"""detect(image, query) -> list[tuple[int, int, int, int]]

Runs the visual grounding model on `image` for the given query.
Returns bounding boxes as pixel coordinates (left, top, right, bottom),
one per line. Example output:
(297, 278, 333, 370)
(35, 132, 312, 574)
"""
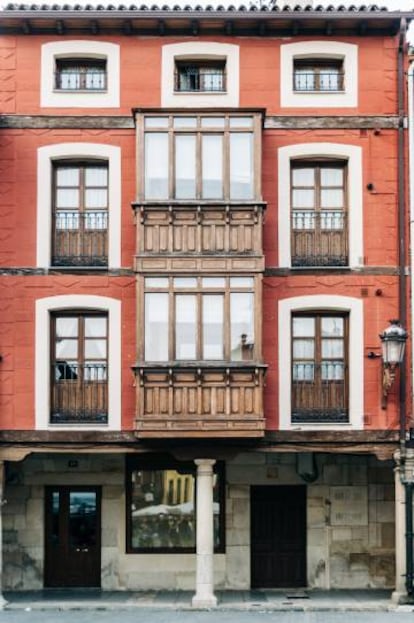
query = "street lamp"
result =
(379, 319, 408, 409)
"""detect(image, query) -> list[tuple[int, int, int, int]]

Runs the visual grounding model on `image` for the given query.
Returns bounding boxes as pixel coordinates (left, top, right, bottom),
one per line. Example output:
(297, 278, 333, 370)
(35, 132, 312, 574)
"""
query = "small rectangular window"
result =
(174, 61, 226, 93)
(293, 58, 344, 93)
(55, 58, 107, 92)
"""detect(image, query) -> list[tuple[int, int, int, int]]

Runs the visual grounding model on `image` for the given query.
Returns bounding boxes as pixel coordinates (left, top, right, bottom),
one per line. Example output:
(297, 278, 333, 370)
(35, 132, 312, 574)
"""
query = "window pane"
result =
(85, 339, 107, 359)
(69, 492, 97, 547)
(130, 469, 195, 549)
(175, 135, 196, 199)
(145, 293, 169, 361)
(145, 133, 169, 199)
(85, 167, 108, 187)
(145, 117, 169, 128)
(321, 189, 343, 208)
(321, 317, 344, 337)
(230, 277, 254, 288)
(322, 339, 344, 359)
(56, 167, 79, 186)
(85, 188, 108, 209)
(293, 317, 315, 337)
(320, 68, 340, 91)
(322, 361, 344, 380)
(293, 339, 315, 359)
(202, 295, 224, 360)
(292, 189, 315, 209)
(229, 117, 253, 128)
(202, 277, 225, 288)
(201, 117, 225, 128)
(230, 133, 253, 199)
(321, 168, 343, 187)
(56, 189, 80, 209)
(55, 339, 78, 359)
(173, 117, 197, 128)
(145, 277, 169, 288)
(202, 135, 223, 199)
(230, 292, 254, 361)
(173, 277, 197, 288)
(56, 317, 78, 338)
(175, 295, 197, 360)
(293, 362, 315, 381)
(85, 317, 107, 337)
(294, 69, 315, 91)
(292, 168, 315, 187)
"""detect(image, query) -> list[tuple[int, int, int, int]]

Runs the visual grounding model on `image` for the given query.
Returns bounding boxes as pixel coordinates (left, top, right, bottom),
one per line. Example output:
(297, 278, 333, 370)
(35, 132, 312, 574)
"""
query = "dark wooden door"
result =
(45, 486, 101, 587)
(251, 485, 306, 588)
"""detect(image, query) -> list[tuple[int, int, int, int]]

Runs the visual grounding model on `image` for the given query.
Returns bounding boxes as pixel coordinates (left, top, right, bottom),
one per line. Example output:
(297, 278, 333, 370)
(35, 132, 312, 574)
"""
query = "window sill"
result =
(53, 89, 108, 94)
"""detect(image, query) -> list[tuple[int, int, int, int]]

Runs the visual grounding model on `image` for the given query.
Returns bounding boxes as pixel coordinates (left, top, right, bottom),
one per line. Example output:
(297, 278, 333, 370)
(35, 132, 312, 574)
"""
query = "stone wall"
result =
(3, 451, 395, 591)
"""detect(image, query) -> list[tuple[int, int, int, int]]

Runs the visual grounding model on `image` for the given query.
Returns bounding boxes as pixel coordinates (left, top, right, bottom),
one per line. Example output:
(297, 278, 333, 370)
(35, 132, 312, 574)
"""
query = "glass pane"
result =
(230, 277, 254, 288)
(145, 293, 169, 361)
(292, 168, 315, 187)
(85, 167, 108, 187)
(55, 339, 78, 359)
(145, 277, 169, 288)
(230, 292, 254, 361)
(175, 135, 196, 199)
(85, 317, 107, 337)
(293, 339, 315, 359)
(173, 117, 197, 128)
(173, 277, 197, 288)
(69, 491, 97, 547)
(322, 361, 344, 380)
(202, 135, 223, 199)
(145, 117, 169, 128)
(292, 189, 315, 209)
(85, 188, 107, 208)
(321, 317, 344, 337)
(320, 211, 344, 230)
(145, 133, 169, 199)
(56, 317, 78, 338)
(84, 212, 107, 230)
(175, 295, 197, 360)
(320, 69, 340, 91)
(130, 469, 195, 549)
(202, 295, 224, 360)
(84, 362, 107, 381)
(322, 339, 344, 359)
(51, 491, 59, 544)
(321, 189, 343, 208)
(292, 211, 315, 230)
(230, 133, 253, 199)
(294, 69, 315, 91)
(56, 167, 79, 186)
(56, 189, 79, 209)
(321, 168, 343, 187)
(85, 339, 107, 359)
(293, 317, 315, 337)
(229, 116, 253, 128)
(293, 362, 315, 381)
(202, 277, 225, 288)
(201, 117, 225, 128)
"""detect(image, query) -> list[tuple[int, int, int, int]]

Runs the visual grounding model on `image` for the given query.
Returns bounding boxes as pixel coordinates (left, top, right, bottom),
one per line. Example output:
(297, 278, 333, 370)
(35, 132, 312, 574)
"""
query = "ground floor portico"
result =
(0, 449, 402, 603)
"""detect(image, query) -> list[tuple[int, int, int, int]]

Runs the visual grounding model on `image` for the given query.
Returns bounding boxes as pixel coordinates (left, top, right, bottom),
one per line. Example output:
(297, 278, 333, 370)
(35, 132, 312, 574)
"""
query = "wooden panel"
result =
(135, 255, 265, 273)
(135, 364, 266, 438)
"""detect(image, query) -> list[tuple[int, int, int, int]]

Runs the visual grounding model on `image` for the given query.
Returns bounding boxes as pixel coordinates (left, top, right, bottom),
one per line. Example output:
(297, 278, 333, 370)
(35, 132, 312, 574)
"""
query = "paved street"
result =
(1, 611, 414, 623)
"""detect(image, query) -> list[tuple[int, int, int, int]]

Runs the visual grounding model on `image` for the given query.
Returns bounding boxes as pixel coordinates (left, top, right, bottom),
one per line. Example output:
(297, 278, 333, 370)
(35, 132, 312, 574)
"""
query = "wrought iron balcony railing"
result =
(292, 362, 348, 423)
(52, 211, 108, 267)
(291, 210, 348, 267)
(293, 71, 344, 92)
(51, 362, 108, 424)
(174, 68, 226, 92)
(55, 70, 107, 91)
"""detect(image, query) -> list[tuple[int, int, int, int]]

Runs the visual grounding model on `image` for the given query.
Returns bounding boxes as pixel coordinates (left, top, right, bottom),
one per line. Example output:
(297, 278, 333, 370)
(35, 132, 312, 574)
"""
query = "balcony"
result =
(291, 211, 348, 267)
(133, 363, 266, 438)
(52, 211, 108, 267)
(292, 362, 348, 424)
(51, 362, 108, 424)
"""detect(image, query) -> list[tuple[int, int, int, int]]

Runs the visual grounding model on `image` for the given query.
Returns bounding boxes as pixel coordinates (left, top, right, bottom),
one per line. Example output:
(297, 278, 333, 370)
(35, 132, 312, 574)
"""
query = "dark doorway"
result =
(251, 485, 306, 588)
(45, 486, 101, 587)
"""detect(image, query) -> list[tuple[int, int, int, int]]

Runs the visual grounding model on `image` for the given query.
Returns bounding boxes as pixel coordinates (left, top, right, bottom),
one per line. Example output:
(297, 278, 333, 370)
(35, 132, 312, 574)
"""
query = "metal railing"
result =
(292, 362, 348, 423)
(293, 71, 344, 92)
(174, 68, 226, 92)
(52, 211, 108, 266)
(55, 70, 107, 91)
(291, 211, 348, 267)
(51, 362, 108, 424)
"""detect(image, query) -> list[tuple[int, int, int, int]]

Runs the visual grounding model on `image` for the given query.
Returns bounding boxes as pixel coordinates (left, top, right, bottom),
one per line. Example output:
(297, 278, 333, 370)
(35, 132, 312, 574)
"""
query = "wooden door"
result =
(251, 485, 306, 588)
(45, 486, 101, 587)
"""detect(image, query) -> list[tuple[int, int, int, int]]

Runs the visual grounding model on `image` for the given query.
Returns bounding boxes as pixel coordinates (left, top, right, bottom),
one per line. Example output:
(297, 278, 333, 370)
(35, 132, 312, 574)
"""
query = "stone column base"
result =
(0, 596, 8, 610)
(192, 593, 218, 609)
(391, 590, 409, 604)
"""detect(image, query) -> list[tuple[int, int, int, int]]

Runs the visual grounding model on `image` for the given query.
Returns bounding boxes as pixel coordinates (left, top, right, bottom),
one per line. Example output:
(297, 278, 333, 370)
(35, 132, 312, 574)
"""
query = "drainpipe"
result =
(397, 17, 412, 597)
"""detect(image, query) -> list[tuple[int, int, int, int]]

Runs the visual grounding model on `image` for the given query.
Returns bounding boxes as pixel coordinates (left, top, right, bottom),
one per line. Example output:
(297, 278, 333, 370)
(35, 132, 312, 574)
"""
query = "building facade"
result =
(0, 2, 413, 605)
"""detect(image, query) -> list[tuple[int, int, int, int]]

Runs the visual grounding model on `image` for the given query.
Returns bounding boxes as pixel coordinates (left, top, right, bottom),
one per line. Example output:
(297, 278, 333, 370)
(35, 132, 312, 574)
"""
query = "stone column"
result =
(0, 462, 7, 609)
(192, 459, 217, 609)
(392, 449, 414, 603)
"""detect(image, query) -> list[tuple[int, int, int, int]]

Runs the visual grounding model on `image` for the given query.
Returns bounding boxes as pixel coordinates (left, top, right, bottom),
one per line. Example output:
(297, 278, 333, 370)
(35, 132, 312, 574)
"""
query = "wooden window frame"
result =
(55, 58, 107, 92)
(293, 58, 345, 93)
(125, 455, 225, 554)
(290, 159, 348, 267)
(50, 310, 109, 424)
(140, 112, 261, 201)
(174, 60, 226, 93)
(143, 275, 256, 363)
(291, 312, 349, 424)
(52, 160, 109, 267)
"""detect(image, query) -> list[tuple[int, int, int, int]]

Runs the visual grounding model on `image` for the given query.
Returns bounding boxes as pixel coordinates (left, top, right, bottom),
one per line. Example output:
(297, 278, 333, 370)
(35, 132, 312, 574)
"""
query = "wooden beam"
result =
(21, 20, 31, 34)
(90, 19, 99, 34)
(55, 20, 65, 35)
(191, 19, 199, 36)
(123, 19, 133, 35)
(158, 19, 166, 35)
(325, 20, 333, 35)
(292, 20, 300, 36)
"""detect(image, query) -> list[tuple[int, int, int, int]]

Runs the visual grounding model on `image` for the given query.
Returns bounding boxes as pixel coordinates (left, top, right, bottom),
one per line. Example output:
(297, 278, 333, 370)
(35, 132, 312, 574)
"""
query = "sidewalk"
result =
(3, 589, 410, 612)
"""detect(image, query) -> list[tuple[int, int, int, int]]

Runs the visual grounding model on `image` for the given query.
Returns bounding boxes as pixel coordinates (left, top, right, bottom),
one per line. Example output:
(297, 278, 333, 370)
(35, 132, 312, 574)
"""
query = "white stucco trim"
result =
(161, 41, 239, 108)
(280, 41, 358, 108)
(278, 142, 363, 268)
(36, 142, 121, 268)
(278, 295, 364, 431)
(41, 40, 120, 108)
(35, 294, 121, 431)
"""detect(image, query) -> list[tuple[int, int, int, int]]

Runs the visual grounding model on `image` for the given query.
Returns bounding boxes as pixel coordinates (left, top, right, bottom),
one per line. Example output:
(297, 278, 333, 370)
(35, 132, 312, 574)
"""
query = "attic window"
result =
(174, 60, 226, 93)
(55, 58, 107, 92)
(293, 58, 344, 93)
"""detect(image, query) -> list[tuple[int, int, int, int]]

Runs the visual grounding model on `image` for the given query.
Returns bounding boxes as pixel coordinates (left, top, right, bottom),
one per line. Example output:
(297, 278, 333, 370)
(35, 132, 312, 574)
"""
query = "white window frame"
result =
(161, 41, 239, 108)
(41, 40, 120, 108)
(278, 142, 363, 269)
(37, 142, 121, 268)
(35, 294, 121, 431)
(280, 41, 358, 108)
(278, 295, 364, 431)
